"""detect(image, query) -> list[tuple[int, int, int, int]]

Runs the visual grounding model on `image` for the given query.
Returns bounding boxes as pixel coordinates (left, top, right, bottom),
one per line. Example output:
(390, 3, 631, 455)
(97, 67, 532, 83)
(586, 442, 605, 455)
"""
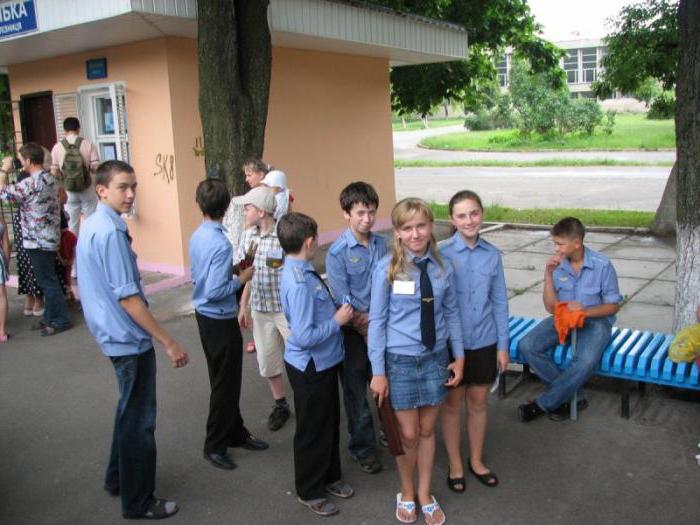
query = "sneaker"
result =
(354, 453, 383, 474)
(123, 498, 179, 520)
(518, 401, 545, 422)
(548, 399, 589, 421)
(267, 403, 290, 431)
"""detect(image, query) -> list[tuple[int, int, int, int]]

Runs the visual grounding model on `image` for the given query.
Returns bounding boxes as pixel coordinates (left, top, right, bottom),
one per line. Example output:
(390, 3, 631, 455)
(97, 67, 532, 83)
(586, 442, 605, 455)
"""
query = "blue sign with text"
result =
(0, 0, 37, 40)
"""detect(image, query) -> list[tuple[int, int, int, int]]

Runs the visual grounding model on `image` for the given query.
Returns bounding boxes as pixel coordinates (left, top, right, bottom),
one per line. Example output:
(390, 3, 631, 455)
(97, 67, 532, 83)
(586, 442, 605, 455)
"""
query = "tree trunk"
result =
(650, 162, 677, 236)
(673, 0, 700, 331)
(197, 0, 271, 194)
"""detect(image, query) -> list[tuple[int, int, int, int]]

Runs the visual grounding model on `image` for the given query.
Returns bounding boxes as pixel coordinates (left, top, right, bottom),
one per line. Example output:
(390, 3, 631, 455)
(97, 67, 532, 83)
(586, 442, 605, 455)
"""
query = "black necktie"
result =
(415, 258, 435, 350)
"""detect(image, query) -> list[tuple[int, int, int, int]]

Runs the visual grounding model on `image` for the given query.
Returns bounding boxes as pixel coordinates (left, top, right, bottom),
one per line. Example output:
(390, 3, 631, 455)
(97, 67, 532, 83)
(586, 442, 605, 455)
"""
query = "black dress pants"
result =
(285, 360, 341, 500)
(195, 312, 249, 453)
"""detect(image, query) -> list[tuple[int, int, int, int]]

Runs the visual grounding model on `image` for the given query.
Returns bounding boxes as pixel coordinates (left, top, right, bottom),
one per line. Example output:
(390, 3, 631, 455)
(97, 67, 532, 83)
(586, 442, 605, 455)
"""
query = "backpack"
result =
(61, 137, 90, 192)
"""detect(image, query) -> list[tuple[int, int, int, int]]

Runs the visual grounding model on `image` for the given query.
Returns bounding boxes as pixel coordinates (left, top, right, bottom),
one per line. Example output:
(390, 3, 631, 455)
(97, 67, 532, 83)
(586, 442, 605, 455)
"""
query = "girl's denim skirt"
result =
(386, 348, 450, 410)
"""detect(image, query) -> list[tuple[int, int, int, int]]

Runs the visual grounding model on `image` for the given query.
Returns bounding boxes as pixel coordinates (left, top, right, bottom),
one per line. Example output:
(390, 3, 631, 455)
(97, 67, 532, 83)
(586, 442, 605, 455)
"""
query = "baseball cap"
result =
(233, 185, 276, 214)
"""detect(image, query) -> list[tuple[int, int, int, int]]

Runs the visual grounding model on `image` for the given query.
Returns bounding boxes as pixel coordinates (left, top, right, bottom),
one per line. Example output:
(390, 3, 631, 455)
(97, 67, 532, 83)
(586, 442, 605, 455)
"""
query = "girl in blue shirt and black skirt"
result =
(439, 190, 510, 493)
(368, 198, 464, 525)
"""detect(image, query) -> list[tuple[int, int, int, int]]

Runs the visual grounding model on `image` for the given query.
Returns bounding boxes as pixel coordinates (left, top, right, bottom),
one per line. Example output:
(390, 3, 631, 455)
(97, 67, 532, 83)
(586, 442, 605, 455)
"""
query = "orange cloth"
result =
(554, 302, 587, 344)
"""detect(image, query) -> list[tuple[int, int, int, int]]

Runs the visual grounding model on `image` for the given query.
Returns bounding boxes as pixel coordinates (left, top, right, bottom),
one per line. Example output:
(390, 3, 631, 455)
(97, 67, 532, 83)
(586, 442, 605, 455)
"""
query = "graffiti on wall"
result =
(193, 136, 205, 157)
(153, 154, 175, 184)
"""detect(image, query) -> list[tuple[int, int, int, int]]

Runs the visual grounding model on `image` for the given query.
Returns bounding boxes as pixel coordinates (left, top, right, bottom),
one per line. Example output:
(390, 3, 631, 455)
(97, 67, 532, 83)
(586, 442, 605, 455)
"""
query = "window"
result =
(77, 82, 129, 163)
(563, 49, 579, 84)
(582, 47, 597, 83)
(495, 54, 509, 87)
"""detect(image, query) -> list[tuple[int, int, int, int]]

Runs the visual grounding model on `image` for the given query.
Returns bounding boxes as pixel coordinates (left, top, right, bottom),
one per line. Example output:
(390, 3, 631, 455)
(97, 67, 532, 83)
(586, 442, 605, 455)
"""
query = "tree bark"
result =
(650, 162, 676, 236)
(673, 0, 700, 331)
(197, 0, 271, 194)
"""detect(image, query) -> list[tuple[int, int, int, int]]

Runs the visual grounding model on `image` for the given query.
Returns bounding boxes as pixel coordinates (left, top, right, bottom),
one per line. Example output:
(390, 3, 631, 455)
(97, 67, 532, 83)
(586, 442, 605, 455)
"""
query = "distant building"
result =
(496, 38, 644, 111)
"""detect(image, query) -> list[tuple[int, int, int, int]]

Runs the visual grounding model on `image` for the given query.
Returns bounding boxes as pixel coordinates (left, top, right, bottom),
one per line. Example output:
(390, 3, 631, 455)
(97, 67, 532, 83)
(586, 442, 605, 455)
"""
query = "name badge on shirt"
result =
(393, 280, 415, 295)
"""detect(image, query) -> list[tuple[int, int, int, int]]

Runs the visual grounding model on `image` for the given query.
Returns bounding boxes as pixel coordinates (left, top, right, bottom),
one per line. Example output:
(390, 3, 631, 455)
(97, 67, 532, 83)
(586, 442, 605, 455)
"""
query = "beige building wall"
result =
(264, 47, 396, 240)
(8, 38, 396, 272)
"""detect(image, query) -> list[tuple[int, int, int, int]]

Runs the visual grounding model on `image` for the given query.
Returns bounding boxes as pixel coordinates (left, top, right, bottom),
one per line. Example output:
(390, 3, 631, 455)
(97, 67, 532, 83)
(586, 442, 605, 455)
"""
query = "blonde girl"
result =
(368, 198, 464, 525)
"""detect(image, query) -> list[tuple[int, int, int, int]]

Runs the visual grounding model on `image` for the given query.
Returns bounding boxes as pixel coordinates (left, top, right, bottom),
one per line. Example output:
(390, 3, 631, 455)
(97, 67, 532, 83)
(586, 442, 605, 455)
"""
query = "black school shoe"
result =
(123, 498, 179, 520)
(518, 401, 545, 422)
(548, 399, 589, 421)
(267, 403, 291, 431)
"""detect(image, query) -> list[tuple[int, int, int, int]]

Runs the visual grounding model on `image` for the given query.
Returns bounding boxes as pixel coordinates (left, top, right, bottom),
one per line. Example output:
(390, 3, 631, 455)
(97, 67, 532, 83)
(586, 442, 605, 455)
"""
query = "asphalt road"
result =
(395, 165, 669, 210)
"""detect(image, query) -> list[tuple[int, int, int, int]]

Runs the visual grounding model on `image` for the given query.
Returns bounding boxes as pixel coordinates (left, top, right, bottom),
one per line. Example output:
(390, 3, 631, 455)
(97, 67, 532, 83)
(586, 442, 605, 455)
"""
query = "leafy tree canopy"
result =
(593, 0, 678, 99)
(366, 0, 564, 116)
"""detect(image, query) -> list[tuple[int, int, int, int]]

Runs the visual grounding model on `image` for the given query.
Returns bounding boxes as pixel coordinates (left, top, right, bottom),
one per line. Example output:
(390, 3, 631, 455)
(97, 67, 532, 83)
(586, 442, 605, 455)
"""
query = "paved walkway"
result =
(393, 125, 677, 163)
(1, 226, 698, 524)
(395, 166, 668, 210)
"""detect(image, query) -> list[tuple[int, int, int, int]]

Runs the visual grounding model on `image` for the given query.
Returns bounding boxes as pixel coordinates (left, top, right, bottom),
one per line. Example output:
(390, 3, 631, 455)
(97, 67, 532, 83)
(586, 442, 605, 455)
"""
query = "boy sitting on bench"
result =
(518, 217, 622, 422)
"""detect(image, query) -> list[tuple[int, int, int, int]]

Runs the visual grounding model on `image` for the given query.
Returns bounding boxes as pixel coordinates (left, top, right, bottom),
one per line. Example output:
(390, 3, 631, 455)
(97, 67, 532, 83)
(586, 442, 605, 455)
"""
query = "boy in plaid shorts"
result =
(237, 186, 291, 431)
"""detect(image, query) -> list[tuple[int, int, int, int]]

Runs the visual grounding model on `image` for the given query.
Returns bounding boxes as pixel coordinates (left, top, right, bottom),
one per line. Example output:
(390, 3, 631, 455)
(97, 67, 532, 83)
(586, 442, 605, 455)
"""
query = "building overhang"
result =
(0, 0, 467, 67)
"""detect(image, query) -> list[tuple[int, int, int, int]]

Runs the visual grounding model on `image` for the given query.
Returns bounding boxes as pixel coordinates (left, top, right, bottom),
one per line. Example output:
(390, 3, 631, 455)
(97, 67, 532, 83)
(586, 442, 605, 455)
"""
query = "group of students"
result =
(75, 156, 622, 522)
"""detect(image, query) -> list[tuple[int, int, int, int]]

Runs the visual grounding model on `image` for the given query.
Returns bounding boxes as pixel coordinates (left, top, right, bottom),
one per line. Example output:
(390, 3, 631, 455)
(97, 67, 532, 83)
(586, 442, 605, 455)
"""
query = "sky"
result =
(527, 0, 637, 42)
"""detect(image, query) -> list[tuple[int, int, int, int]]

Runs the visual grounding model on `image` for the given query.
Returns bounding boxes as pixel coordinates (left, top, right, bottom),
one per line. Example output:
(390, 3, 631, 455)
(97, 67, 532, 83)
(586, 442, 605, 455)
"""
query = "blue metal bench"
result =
(500, 316, 700, 418)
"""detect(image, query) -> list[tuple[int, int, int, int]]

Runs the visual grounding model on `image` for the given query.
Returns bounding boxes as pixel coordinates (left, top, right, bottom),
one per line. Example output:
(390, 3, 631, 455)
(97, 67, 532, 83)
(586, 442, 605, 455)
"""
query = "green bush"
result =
(602, 110, 617, 135)
(571, 99, 604, 135)
(647, 92, 675, 119)
(464, 110, 495, 131)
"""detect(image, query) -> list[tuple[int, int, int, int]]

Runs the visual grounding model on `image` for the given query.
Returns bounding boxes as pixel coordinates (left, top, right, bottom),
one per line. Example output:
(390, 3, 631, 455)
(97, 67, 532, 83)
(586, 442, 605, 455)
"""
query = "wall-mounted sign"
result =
(0, 0, 38, 40)
(86, 58, 108, 80)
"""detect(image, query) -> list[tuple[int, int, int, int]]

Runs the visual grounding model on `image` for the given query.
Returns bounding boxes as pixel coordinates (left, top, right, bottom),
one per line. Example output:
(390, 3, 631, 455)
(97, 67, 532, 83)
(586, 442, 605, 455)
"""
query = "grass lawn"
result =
(395, 158, 674, 168)
(392, 118, 464, 132)
(430, 203, 654, 228)
(420, 113, 675, 151)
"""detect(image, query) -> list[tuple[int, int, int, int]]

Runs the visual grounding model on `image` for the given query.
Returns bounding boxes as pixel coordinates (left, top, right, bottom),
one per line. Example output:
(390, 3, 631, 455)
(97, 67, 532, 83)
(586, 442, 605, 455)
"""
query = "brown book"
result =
(376, 398, 404, 456)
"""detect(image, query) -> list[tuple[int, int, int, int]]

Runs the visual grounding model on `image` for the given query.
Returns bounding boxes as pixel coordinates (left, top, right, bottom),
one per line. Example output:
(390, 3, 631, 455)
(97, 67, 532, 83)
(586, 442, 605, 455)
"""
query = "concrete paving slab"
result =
(582, 232, 630, 243)
(508, 290, 546, 317)
(140, 270, 176, 286)
(657, 264, 677, 282)
(608, 258, 671, 279)
(504, 268, 542, 294)
(604, 244, 676, 262)
(481, 229, 548, 251)
(503, 251, 550, 271)
(632, 280, 676, 306)
(616, 302, 674, 333)
(617, 277, 652, 299)
(616, 235, 676, 248)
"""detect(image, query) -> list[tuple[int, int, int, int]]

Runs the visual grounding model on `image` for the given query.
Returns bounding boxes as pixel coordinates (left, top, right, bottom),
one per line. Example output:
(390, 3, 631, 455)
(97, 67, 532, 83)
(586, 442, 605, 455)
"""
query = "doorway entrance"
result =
(19, 91, 56, 149)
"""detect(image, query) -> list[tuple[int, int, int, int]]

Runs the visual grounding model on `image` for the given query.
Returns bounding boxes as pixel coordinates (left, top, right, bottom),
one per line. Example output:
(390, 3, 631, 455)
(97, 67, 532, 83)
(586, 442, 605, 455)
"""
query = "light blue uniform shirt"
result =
(77, 203, 151, 357)
(440, 233, 510, 352)
(553, 246, 622, 324)
(189, 220, 241, 319)
(281, 257, 343, 372)
(368, 251, 464, 376)
(325, 229, 388, 311)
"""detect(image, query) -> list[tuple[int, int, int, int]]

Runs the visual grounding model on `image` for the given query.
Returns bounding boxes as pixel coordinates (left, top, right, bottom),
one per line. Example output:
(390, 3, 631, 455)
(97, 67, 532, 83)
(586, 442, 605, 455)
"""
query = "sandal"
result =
(23, 308, 33, 317)
(297, 497, 338, 516)
(0, 333, 10, 343)
(395, 493, 417, 524)
(447, 474, 465, 493)
(420, 496, 445, 525)
(468, 461, 499, 487)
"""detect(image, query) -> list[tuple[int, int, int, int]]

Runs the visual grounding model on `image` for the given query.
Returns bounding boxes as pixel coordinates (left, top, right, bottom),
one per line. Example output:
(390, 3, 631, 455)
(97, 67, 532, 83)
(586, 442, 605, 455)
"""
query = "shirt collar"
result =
(201, 220, 224, 232)
(559, 247, 592, 275)
(97, 202, 128, 232)
(406, 248, 437, 265)
(285, 257, 314, 271)
(451, 231, 486, 252)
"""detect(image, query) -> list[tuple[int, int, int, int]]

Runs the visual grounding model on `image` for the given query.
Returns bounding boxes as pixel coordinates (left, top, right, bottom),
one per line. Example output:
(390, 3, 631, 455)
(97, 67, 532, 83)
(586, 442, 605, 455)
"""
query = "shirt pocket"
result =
(580, 286, 602, 307)
(554, 279, 575, 302)
(313, 286, 335, 319)
(346, 257, 369, 287)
